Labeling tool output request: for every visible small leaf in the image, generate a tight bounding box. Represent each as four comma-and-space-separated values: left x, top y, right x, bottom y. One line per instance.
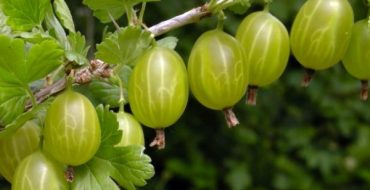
116, 65, 133, 89
0, 86, 27, 126
72, 105, 154, 190
18, 29, 54, 43
0, 100, 50, 139
82, 0, 125, 23
0, 36, 28, 124
68, 32, 89, 56
66, 32, 89, 65
0, 10, 12, 35
96, 26, 153, 66
95, 146, 155, 190
96, 105, 121, 147
53, 0, 75, 32
157, 36, 178, 49
0, 36, 27, 84
3, 0, 51, 31
92, 7, 126, 24
72, 163, 120, 190
0, 35, 63, 125
44, 8, 70, 50
83, 0, 159, 23
26, 40, 64, 82
89, 80, 121, 107
65, 51, 89, 66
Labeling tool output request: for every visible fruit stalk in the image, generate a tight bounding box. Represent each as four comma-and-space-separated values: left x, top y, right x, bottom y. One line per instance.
150, 129, 166, 149
246, 85, 258, 106
361, 80, 368, 101
223, 108, 239, 128
301, 69, 315, 87
64, 166, 74, 183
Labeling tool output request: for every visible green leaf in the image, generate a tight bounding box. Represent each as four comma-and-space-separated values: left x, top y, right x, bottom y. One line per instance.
68, 32, 89, 56
95, 146, 155, 190
3, 0, 50, 31
44, 7, 70, 49
96, 105, 121, 147
72, 105, 154, 190
72, 162, 120, 190
116, 65, 133, 89
0, 10, 11, 35
92, 8, 125, 24
82, 0, 125, 23
53, 0, 75, 32
157, 36, 178, 49
0, 100, 50, 139
96, 26, 153, 66
26, 40, 64, 82
0, 36, 27, 124
82, 0, 159, 23
0, 36, 26, 85
65, 51, 89, 66
89, 80, 121, 107
18, 29, 54, 44
0, 35, 63, 125
0, 86, 27, 126
66, 32, 89, 65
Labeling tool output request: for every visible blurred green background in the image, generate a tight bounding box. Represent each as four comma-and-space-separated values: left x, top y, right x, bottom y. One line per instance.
2, 0, 370, 189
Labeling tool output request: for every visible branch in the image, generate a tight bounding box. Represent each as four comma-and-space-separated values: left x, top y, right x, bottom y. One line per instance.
148, 4, 211, 36
26, 4, 212, 110
26, 59, 112, 110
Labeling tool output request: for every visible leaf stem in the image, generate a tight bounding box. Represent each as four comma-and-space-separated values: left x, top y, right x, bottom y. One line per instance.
139, 2, 147, 25
117, 75, 126, 112
264, 0, 273, 5
66, 74, 74, 90
209, 0, 235, 13
26, 87, 37, 108
124, 4, 137, 26
108, 12, 120, 31
263, 0, 271, 11
217, 11, 226, 30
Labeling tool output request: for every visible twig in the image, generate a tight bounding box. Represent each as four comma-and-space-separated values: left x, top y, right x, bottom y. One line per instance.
25, 59, 112, 110
148, 4, 211, 36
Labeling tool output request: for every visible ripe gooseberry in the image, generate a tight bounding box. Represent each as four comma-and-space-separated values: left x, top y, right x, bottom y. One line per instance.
128, 46, 188, 149
290, 0, 354, 86
187, 29, 248, 127
342, 19, 370, 100
43, 89, 101, 166
236, 9, 290, 105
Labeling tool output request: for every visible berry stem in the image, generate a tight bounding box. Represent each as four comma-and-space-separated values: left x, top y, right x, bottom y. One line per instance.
246, 85, 258, 106
150, 129, 166, 149
361, 80, 368, 101
216, 11, 226, 30
301, 69, 315, 87
223, 108, 239, 128
64, 166, 74, 183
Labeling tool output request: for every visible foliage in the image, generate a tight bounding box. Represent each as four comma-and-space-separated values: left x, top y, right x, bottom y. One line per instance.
0, 0, 370, 190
